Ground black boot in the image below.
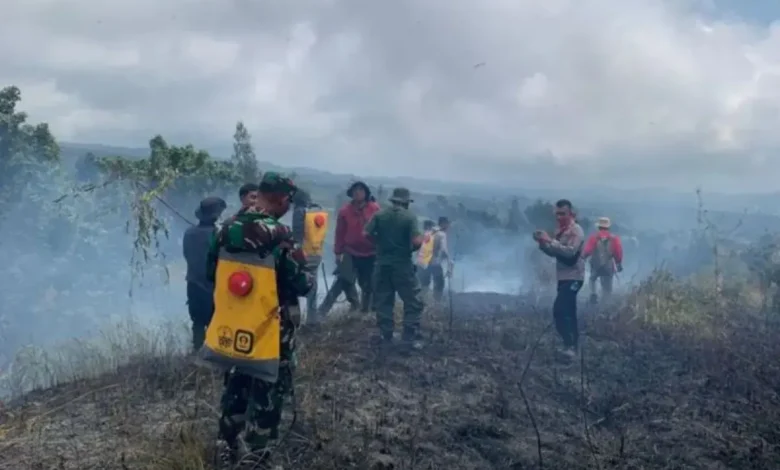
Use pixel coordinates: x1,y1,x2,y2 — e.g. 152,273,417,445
402,326,424,350
371,329,393,347
215,420,239,469
214,439,237,469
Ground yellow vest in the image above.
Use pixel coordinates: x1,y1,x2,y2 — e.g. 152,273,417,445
200,249,281,383
416,229,437,268
302,210,329,257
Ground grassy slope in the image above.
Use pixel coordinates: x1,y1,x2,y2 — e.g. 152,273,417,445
1,284,780,470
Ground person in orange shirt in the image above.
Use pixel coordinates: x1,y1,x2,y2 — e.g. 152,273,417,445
318,181,380,315
581,217,623,304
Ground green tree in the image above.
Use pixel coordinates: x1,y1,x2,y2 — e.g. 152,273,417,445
231,121,260,183
89,136,242,278
0,85,61,350
0,85,60,215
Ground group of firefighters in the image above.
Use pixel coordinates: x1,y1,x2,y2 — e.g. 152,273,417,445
181,178,624,466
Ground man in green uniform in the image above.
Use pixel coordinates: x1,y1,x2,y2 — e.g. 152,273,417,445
204,172,313,466
364,187,425,349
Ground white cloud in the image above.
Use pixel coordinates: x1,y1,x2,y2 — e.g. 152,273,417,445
2,0,780,190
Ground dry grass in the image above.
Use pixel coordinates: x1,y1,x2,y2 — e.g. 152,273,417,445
2,274,780,469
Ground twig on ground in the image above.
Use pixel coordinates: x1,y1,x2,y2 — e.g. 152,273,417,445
580,336,602,470
518,386,543,469
516,321,553,469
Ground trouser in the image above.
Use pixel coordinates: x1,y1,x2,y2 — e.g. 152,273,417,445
318,254,376,315
218,363,293,452
589,272,614,302
374,263,424,339
419,264,446,302
186,282,214,351
305,261,321,321
318,277,359,315
553,280,582,348
418,265,432,290
431,265,446,302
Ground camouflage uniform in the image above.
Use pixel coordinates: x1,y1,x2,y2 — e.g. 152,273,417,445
205,172,313,461
364,188,425,344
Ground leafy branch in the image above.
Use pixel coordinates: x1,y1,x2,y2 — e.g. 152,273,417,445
61,136,245,288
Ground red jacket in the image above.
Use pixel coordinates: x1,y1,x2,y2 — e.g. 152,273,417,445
334,201,380,257
582,230,623,271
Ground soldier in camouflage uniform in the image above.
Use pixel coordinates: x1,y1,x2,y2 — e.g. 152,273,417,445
204,172,313,466
364,187,426,348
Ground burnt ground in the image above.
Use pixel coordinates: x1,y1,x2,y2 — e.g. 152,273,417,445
1,293,780,470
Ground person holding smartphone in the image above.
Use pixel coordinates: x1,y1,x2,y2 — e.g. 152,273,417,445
533,199,585,360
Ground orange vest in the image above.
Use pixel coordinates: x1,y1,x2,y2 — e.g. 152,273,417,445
416,229,437,268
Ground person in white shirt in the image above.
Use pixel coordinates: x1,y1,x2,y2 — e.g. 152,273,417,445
428,216,452,302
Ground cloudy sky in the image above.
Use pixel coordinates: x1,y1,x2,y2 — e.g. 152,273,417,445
2,0,780,191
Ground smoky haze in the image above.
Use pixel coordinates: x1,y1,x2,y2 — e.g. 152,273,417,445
2,160,780,396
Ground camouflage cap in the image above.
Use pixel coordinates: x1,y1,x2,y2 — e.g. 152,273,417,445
259,171,298,197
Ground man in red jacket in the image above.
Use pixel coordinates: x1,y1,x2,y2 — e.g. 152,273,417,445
581,216,623,304
317,181,381,315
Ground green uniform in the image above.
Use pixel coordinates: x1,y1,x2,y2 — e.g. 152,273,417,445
205,172,312,464
364,194,424,341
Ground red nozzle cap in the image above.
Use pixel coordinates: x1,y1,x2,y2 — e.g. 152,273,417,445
227,271,253,297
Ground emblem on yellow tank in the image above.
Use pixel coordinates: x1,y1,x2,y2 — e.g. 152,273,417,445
217,326,234,349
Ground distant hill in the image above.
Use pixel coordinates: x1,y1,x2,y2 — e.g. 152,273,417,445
59,142,780,220
59,141,513,198
60,142,151,161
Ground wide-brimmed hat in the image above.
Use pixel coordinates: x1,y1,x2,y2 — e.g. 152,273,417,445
346,180,371,199
195,196,227,221
596,216,611,229
389,187,414,204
